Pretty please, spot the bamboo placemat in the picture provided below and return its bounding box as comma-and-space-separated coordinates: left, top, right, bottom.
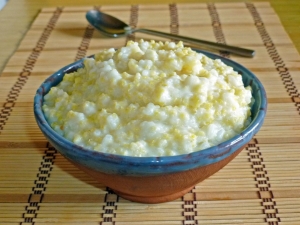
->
1, 2, 300, 224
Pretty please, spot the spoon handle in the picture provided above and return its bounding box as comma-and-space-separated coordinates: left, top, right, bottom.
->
135, 28, 255, 57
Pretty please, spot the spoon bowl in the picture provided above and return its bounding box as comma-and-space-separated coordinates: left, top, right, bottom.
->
86, 10, 255, 57
86, 9, 130, 37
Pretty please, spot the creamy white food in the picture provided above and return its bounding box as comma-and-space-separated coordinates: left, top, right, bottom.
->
43, 40, 252, 157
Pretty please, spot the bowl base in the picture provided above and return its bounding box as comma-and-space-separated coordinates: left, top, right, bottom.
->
113, 185, 194, 204
68, 145, 246, 204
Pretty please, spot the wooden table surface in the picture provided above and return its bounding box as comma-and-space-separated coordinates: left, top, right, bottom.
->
0, 0, 299, 74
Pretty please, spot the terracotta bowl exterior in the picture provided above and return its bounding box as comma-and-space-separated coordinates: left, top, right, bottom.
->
34, 51, 267, 203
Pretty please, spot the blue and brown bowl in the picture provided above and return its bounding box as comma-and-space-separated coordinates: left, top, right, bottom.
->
34, 51, 267, 203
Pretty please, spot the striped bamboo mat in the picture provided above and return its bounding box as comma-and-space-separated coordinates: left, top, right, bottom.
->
1, 2, 300, 224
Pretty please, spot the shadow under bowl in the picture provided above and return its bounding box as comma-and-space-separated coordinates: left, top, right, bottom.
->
34, 50, 267, 203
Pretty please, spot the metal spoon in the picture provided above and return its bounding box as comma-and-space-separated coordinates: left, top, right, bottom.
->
86, 10, 255, 58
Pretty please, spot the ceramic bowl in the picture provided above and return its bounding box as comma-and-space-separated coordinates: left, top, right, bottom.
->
34, 51, 267, 203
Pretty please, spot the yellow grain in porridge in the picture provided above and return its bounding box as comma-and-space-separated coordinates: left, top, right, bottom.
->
42, 40, 252, 157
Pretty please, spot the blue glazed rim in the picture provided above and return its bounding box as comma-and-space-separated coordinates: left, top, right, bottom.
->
34, 50, 267, 176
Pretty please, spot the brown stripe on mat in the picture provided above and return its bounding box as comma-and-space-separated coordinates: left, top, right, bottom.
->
21, 144, 57, 224
92, 8, 138, 223
182, 193, 198, 225
207, 3, 230, 58
246, 3, 300, 103
169, 3, 179, 35
83, 6, 121, 222
74, 5, 102, 61
246, 3, 300, 222
126, 5, 139, 42
74, 24, 95, 61
101, 189, 119, 224
206, 4, 279, 223
246, 139, 280, 224
169, 4, 198, 224
20, 7, 97, 224
0, 8, 62, 134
